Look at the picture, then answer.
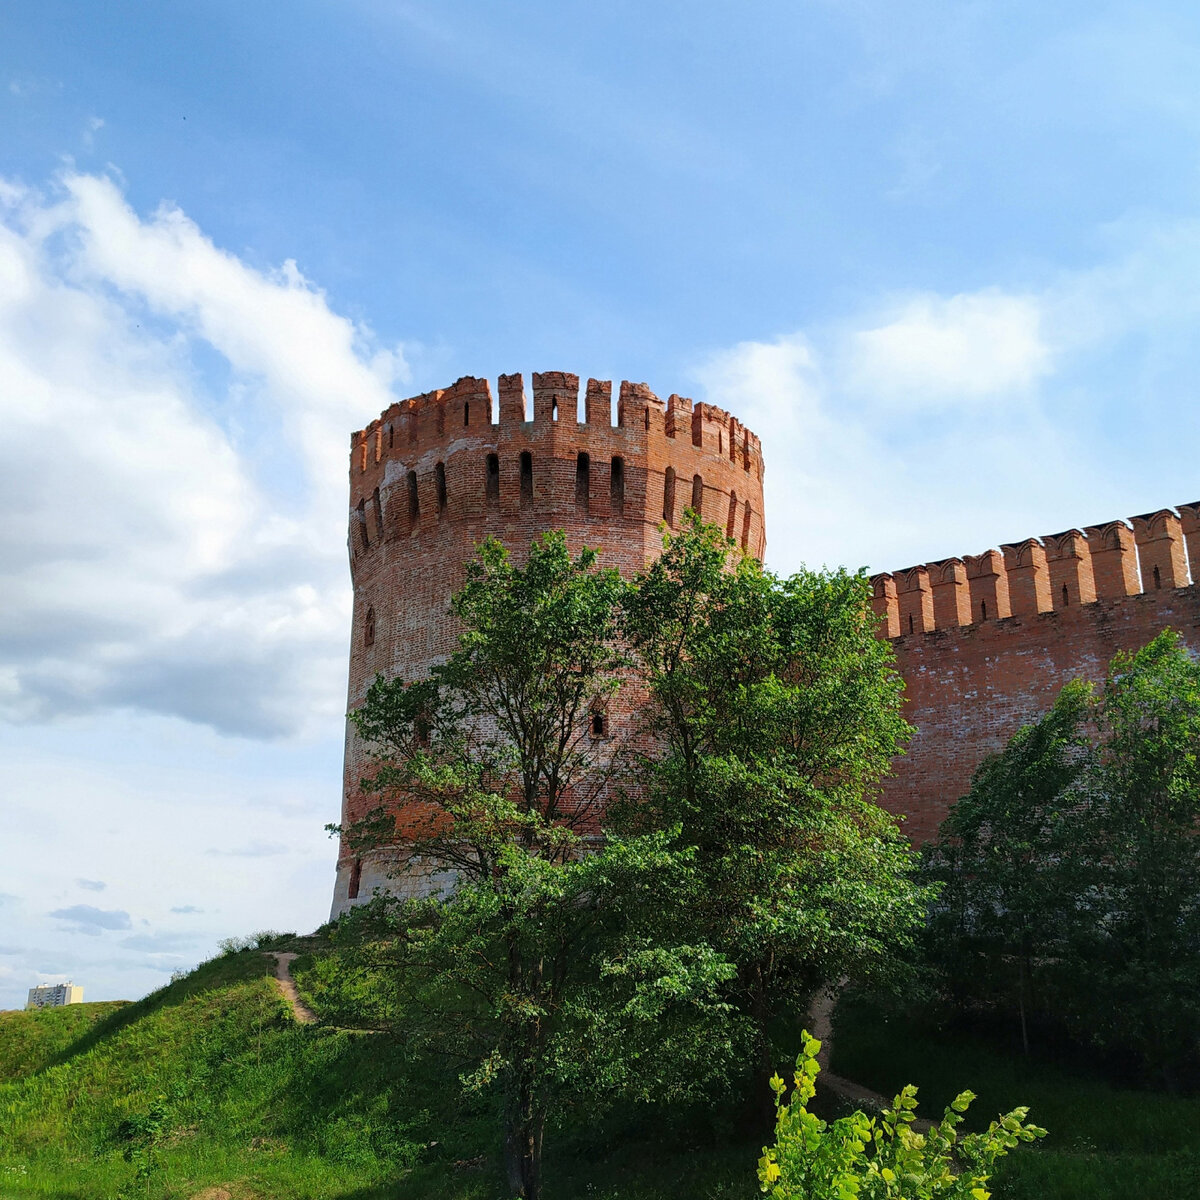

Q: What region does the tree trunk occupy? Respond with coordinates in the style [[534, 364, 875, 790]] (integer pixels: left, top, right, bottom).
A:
[[503, 1073, 544, 1199]]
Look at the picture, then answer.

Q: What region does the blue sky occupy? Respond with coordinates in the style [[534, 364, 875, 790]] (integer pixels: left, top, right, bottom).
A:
[[1, 0, 1198, 1008]]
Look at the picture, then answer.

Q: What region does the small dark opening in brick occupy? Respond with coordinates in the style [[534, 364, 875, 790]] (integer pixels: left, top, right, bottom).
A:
[[464, 401, 470, 427], [348, 857, 362, 900], [364, 605, 375, 647], [520, 452, 533, 509], [610, 456, 625, 516], [486, 453, 500, 504], [1062, 584, 1069, 607], [1153, 565, 1162, 589], [356, 499, 369, 551], [591, 711, 606, 737], [407, 470, 419, 524], [575, 452, 590, 510], [909, 613, 914, 634], [372, 486, 383, 540], [435, 462, 447, 516], [981, 599, 988, 621]]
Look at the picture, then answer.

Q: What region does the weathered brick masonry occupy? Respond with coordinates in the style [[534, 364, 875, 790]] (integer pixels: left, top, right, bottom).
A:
[[871, 504, 1200, 843], [331, 371, 1197, 915], [331, 372, 766, 918]]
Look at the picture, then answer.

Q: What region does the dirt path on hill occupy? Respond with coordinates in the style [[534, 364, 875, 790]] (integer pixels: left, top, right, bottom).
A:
[[805, 982, 933, 1131], [268, 952, 317, 1025]]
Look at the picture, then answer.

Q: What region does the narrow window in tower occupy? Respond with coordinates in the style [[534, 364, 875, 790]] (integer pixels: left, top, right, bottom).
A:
[[520, 452, 533, 509], [1154, 564, 1162, 589], [407, 469, 419, 526], [981, 599, 988, 622], [364, 606, 375, 648], [909, 614, 914, 635], [356, 499, 370, 551], [1062, 584, 1070, 607], [348, 857, 363, 900], [610, 456, 625, 516], [663, 466, 676, 525], [551, 399, 558, 422], [388, 425, 394, 450], [718, 430, 723, 454], [435, 462, 447, 517], [590, 711, 606, 738], [464, 401, 470, 427], [485, 453, 500, 506], [643, 407, 650, 431], [727, 491, 738, 538], [741, 501, 752, 550], [575, 452, 590, 511], [691, 473, 704, 517], [372, 486, 384, 541]]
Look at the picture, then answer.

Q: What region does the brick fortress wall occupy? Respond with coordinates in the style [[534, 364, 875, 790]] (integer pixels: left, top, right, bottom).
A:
[[870, 503, 1200, 843], [330, 371, 766, 918]]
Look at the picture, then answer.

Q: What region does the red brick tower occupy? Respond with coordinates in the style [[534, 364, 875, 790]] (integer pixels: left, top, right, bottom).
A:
[[331, 372, 766, 917]]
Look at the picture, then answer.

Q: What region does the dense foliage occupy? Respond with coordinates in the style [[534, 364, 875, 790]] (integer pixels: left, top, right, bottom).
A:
[[339, 519, 931, 1194], [925, 629, 1200, 1084], [759, 1030, 1044, 1199], [339, 532, 738, 1199], [620, 517, 931, 1096]]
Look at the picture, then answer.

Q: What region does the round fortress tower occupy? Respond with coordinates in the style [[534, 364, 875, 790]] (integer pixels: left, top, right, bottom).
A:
[[331, 371, 766, 918]]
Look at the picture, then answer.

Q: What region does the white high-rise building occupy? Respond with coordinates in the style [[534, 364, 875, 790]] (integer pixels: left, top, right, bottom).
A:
[[25, 982, 84, 1010]]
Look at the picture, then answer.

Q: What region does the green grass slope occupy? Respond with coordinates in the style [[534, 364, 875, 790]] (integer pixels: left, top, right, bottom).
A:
[[831, 996, 1200, 1200], [0, 948, 753, 1200]]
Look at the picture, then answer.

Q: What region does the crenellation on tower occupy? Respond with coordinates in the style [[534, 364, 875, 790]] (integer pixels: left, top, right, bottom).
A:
[[870, 503, 1198, 642], [1131, 509, 1189, 591], [332, 370, 767, 918]]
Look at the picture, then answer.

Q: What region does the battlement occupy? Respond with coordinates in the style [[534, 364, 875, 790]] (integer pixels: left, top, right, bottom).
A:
[[346, 371, 767, 568], [350, 373, 763, 480], [871, 502, 1200, 638]]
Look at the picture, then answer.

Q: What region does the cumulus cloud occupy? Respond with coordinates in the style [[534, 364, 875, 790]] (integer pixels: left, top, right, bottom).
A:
[[693, 241, 1200, 575], [0, 172, 406, 737], [48, 905, 133, 933], [205, 840, 288, 858], [76, 878, 107, 892], [847, 289, 1050, 407], [119, 932, 202, 953]]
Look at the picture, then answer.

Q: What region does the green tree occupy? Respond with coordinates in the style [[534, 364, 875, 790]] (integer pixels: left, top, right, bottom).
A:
[[758, 1030, 1045, 1199], [922, 679, 1094, 1053], [338, 533, 737, 1199], [1082, 630, 1200, 1080], [926, 630, 1200, 1083], [620, 517, 930, 1098]]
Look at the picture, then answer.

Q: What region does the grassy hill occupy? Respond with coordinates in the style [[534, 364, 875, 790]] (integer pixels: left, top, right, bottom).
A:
[[6, 943, 1200, 1199], [0, 946, 750, 1200]]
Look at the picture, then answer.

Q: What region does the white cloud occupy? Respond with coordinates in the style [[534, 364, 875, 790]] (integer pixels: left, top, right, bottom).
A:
[[0, 172, 406, 737], [694, 252, 1200, 576], [848, 289, 1050, 407]]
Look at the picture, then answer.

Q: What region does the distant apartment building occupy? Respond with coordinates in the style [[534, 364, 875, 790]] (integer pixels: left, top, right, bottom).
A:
[[25, 982, 84, 1009]]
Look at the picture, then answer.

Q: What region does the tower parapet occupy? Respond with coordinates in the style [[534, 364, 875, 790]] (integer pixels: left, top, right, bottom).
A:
[[333, 371, 766, 918], [870, 502, 1199, 637]]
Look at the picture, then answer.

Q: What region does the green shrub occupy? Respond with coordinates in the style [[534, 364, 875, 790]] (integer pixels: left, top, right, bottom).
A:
[[758, 1031, 1045, 1199]]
